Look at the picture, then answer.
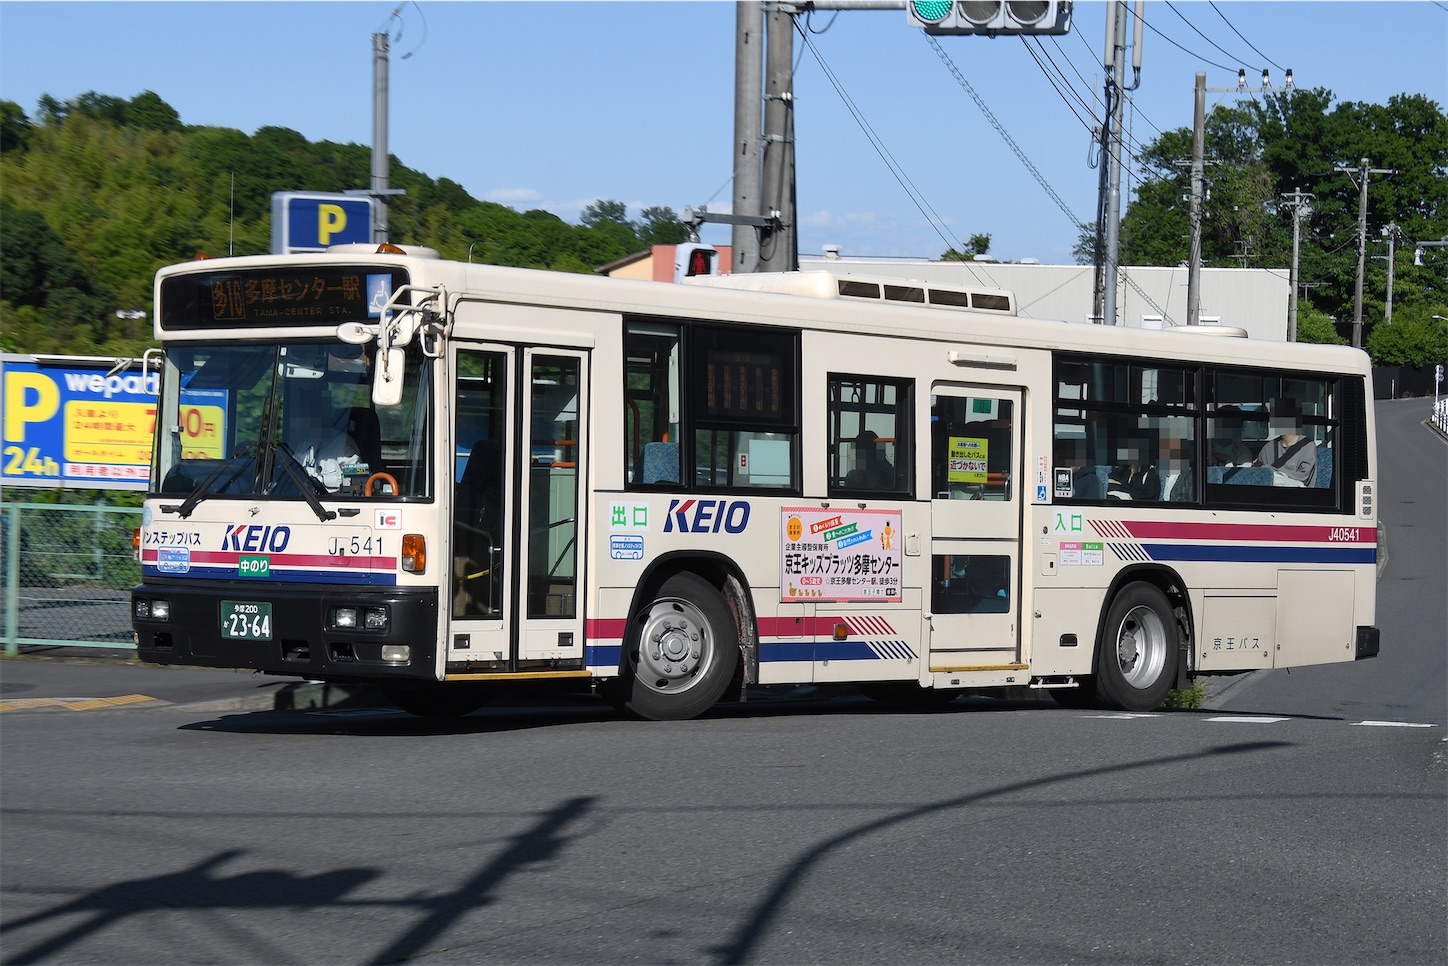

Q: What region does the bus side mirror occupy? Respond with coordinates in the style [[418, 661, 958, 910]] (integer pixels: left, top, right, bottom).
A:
[[373, 347, 405, 407]]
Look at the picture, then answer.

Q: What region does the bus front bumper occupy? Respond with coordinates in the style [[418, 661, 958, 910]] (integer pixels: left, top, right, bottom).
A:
[[132, 582, 440, 681]]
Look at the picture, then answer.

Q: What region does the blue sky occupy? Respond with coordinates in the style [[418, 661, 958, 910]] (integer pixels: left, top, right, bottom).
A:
[[2, 1, 1444, 264]]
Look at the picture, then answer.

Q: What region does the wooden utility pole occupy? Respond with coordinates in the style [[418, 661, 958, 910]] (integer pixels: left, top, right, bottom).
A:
[[1336, 158, 1395, 348], [1281, 188, 1313, 342], [1185, 73, 1205, 326]]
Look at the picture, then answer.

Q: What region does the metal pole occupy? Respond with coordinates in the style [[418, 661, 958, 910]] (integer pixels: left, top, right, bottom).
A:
[[759, 5, 796, 272], [732, 2, 764, 273], [1186, 72, 1205, 327], [1351, 158, 1369, 347], [1101, 0, 1128, 326], [372, 31, 390, 244], [1383, 223, 1396, 321], [1289, 196, 1302, 341]]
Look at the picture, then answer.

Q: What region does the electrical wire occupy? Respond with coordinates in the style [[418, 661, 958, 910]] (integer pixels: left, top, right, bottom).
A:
[[794, 23, 969, 260], [1208, 1, 1285, 72], [1133, 6, 1239, 74], [1164, 0, 1262, 73]]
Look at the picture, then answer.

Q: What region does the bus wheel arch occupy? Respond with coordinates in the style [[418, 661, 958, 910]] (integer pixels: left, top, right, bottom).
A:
[[1092, 568, 1193, 712], [615, 555, 750, 720]]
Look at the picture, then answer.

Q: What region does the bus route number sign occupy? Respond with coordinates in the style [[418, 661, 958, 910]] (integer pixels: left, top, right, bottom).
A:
[[220, 600, 273, 641]]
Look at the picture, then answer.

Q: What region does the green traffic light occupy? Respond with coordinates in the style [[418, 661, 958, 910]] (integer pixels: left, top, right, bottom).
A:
[[911, 0, 954, 24]]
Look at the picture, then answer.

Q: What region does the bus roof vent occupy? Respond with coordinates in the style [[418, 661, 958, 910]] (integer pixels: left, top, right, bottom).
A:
[[684, 271, 1016, 315]]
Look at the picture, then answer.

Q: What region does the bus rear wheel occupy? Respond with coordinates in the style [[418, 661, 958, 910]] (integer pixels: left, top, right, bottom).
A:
[[1095, 582, 1178, 712], [384, 686, 491, 719], [618, 572, 739, 721]]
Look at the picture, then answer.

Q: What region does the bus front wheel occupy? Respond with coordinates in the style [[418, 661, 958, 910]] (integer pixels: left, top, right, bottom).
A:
[[618, 572, 739, 721], [1096, 583, 1178, 712]]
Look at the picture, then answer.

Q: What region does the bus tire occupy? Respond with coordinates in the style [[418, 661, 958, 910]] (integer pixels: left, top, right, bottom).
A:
[[1095, 582, 1178, 712], [383, 686, 490, 719], [619, 572, 739, 721]]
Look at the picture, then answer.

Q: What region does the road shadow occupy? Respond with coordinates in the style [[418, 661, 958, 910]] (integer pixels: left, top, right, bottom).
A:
[[0, 797, 597, 965]]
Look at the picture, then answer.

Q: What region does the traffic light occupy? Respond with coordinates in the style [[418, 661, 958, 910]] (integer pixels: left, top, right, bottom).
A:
[[907, 0, 1072, 36], [674, 243, 718, 283]]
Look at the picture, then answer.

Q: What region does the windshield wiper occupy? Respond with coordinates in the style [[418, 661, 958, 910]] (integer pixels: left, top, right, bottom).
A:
[[273, 443, 337, 522], [171, 447, 258, 518]]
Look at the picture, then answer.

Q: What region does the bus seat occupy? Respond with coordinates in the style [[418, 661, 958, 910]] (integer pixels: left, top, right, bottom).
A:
[[344, 407, 383, 469], [1315, 447, 1333, 488], [640, 441, 680, 484]]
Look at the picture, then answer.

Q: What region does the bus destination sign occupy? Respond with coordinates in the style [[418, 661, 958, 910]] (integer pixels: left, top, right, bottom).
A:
[[159, 266, 409, 330]]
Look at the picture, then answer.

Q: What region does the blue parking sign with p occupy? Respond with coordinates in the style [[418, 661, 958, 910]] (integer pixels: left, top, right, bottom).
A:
[[271, 192, 373, 253]]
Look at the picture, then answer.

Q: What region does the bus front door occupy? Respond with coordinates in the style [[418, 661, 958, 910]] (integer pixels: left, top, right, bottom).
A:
[[449, 345, 589, 673], [927, 386, 1024, 682]]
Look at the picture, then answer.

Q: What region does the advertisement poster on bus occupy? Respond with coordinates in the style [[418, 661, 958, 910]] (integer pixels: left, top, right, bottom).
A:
[[781, 506, 902, 603], [1, 354, 224, 490]]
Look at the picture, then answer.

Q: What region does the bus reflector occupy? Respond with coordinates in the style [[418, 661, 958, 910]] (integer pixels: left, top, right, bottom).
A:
[[402, 534, 426, 573]]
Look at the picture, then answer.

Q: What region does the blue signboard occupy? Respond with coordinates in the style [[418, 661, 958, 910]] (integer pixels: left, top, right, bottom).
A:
[[0, 354, 225, 491], [270, 192, 374, 254]]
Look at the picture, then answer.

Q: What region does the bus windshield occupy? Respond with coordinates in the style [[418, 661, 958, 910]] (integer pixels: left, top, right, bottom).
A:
[[151, 340, 432, 501]]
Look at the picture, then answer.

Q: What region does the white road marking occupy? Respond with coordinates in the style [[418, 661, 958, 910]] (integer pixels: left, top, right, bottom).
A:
[[1352, 720, 1437, 728], [1204, 716, 1289, 723]]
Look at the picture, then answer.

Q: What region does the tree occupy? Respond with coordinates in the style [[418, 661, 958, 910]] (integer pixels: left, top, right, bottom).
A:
[[637, 206, 688, 246], [1366, 307, 1448, 367], [0, 99, 30, 153], [940, 233, 992, 261], [1293, 303, 1347, 345]]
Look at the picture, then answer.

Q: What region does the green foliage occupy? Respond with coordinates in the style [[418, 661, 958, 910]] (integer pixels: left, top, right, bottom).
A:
[[1366, 308, 1448, 367], [1122, 87, 1448, 365], [940, 233, 992, 261], [1162, 679, 1207, 710], [1294, 302, 1348, 345], [1, 90, 691, 357]]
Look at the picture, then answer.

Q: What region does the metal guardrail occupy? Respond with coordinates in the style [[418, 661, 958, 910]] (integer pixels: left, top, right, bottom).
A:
[[2, 502, 140, 653], [1430, 398, 1448, 439]]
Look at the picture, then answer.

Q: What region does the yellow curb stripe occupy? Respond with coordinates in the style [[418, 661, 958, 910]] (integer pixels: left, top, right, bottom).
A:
[[0, 694, 157, 713]]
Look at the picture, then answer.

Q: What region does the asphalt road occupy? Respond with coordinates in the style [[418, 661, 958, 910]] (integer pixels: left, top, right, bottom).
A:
[[1, 397, 1443, 965]]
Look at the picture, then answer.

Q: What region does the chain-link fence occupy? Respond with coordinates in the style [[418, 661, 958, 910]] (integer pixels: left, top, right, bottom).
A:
[[2, 502, 141, 653]]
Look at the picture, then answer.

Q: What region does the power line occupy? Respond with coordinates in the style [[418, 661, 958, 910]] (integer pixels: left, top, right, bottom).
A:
[[1164, 0, 1263, 74], [1208, 1, 1285, 72], [1133, 6, 1239, 74], [794, 23, 968, 260]]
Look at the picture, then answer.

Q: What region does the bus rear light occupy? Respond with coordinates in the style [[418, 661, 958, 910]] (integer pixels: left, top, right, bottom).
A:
[[401, 534, 426, 573], [381, 644, 411, 663]]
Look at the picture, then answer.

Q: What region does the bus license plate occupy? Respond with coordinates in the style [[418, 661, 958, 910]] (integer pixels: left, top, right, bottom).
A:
[[220, 600, 273, 641]]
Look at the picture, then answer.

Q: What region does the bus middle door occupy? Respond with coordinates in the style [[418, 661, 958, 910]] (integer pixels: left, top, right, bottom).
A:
[[927, 386, 1024, 685]]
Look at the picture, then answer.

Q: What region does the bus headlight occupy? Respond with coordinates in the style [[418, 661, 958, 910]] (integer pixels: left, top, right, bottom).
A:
[[381, 644, 411, 663], [334, 606, 358, 629], [364, 606, 389, 630], [135, 598, 170, 621]]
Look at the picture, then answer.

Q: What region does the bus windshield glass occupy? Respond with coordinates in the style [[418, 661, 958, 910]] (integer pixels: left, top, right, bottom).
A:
[[151, 340, 432, 501]]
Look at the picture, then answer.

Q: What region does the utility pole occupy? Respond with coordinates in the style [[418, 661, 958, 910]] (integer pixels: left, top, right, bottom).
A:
[[1335, 158, 1395, 348], [1185, 73, 1205, 326], [1377, 222, 1397, 321], [1281, 188, 1313, 342], [1096, 0, 1141, 326], [758, 4, 797, 271], [731, 2, 764, 273]]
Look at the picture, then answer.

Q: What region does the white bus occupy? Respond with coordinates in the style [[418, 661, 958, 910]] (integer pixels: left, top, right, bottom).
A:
[[132, 249, 1379, 719]]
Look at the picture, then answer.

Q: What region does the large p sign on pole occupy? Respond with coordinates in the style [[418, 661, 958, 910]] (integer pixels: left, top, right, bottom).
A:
[[271, 192, 375, 254]]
